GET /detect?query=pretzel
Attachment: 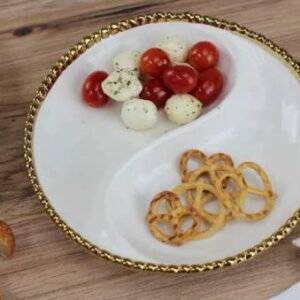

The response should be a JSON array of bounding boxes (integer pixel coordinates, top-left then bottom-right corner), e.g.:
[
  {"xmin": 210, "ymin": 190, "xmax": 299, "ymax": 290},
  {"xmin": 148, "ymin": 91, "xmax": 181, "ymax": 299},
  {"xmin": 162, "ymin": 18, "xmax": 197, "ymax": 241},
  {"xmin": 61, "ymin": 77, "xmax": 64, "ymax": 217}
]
[
  {"xmin": 179, "ymin": 149, "xmax": 208, "ymax": 179},
  {"xmin": 146, "ymin": 191, "xmax": 182, "ymax": 218},
  {"xmin": 191, "ymin": 183, "xmax": 227, "ymax": 239},
  {"xmin": 208, "ymin": 153, "xmax": 234, "ymax": 167},
  {"xmin": 180, "ymin": 150, "xmax": 234, "ymax": 183},
  {"xmin": 146, "ymin": 191, "xmax": 200, "ymax": 245},
  {"xmin": 184, "ymin": 164, "xmax": 236, "ymax": 210},
  {"xmin": 146, "ymin": 150, "xmax": 277, "ymax": 246},
  {"xmin": 172, "ymin": 182, "xmax": 199, "ymax": 206},
  {"xmin": 180, "ymin": 151, "xmax": 236, "ymax": 222},
  {"xmin": 232, "ymin": 162, "xmax": 277, "ymax": 221},
  {"xmin": 172, "ymin": 180, "xmax": 228, "ymax": 222},
  {"xmin": 194, "ymin": 183, "xmax": 234, "ymax": 223},
  {"xmin": 188, "ymin": 163, "xmax": 235, "ymax": 185},
  {"xmin": 216, "ymin": 171, "xmax": 247, "ymax": 212}
]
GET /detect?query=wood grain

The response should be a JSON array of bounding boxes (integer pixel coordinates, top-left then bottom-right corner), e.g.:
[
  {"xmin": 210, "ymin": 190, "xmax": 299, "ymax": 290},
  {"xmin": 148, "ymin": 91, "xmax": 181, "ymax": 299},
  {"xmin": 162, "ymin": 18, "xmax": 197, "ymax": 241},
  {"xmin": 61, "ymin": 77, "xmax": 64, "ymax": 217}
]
[{"xmin": 0, "ymin": 0, "xmax": 300, "ymax": 299}]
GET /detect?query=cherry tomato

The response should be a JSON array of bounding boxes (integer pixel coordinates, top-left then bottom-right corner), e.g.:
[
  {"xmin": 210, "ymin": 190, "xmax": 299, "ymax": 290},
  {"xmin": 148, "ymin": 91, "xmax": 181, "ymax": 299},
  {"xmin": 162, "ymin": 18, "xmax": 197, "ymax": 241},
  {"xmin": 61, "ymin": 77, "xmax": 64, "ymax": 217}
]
[
  {"xmin": 140, "ymin": 78, "xmax": 172, "ymax": 109},
  {"xmin": 187, "ymin": 41, "xmax": 219, "ymax": 71},
  {"xmin": 163, "ymin": 64, "xmax": 198, "ymax": 94},
  {"xmin": 139, "ymin": 48, "xmax": 171, "ymax": 78},
  {"xmin": 192, "ymin": 68, "xmax": 223, "ymax": 107},
  {"xmin": 82, "ymin": 71, "xmax": 109, "ymax": 107}
]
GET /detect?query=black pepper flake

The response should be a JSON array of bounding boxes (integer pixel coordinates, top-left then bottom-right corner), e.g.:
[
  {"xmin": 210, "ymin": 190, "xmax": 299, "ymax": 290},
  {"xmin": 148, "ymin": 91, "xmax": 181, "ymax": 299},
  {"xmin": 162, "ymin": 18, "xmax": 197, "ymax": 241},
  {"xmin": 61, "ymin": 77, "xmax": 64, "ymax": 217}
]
[{"xmin": 126, "ymin": 80, "xmax": 131, "ymax": 86}]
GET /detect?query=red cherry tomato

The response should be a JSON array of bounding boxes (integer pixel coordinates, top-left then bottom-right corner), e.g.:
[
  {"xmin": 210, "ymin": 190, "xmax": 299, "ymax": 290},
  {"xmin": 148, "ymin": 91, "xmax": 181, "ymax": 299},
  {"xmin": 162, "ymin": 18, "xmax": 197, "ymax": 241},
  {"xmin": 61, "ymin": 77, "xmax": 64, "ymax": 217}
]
[
  {"xmin": 163, "ymin": 64, "xmax": 198, "ymax": 94},
  {"xmin": 82, "ymin": 71, "xmax": 109, "ymax": 107},
  {"xmin": 187, "ymin": 41, "xmax": 219, "ymax": 71},
  {"xmin": 140, "ymin": 78, "xmax": 172, "ymax": 109},
  {"xmin": 192, "ymin": 68, "xmax": 223, "ymax": 107},
  {"xmin": 139, "ymin": 48, "xmax": 171, "ymax": 78}
]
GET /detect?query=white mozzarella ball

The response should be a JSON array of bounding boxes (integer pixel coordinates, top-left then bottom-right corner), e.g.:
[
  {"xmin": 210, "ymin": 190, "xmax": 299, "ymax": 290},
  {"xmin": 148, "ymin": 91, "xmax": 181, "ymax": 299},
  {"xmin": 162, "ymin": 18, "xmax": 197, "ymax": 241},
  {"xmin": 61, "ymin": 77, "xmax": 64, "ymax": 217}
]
[
  {"xmin": 156, "ymin": 35, "xmax": 188, "ymax": 63},
  {"xmin": 101, "ymin": 70, "xmax": 142, "ymax": 102},
  {"xmin": 121, "ymin": 98, "xmax": 158, "ymax": 130},
  {"xmin": 165, "ymin": 94, "xmax": 202, "ymax": 125},
  {"xmin": 113, "ymin": 50, "xmax": 140, "ymax": 74}
]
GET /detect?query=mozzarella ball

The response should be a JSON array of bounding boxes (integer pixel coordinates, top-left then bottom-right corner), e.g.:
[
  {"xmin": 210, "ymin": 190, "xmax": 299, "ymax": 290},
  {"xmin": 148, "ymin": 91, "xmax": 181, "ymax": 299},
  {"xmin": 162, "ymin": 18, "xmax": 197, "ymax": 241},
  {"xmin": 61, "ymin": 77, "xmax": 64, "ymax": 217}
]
[
  {"xmin": 165, "ymin": 94, "xmax": 202, "ymax": 125},
  {"xmin": 156, "ymin": 35, "xmax": 188, "ymax": 63},
  {"xmin": 113, "ymin": 50, "xmax": 140, "ymax": 74},
  {"xmin": 102, "ymin": 70, "xmax": 142, "ymax": 102},
  {"xmin": 121, "ymin": 98, "xmax": 158, "ymax": 130}
]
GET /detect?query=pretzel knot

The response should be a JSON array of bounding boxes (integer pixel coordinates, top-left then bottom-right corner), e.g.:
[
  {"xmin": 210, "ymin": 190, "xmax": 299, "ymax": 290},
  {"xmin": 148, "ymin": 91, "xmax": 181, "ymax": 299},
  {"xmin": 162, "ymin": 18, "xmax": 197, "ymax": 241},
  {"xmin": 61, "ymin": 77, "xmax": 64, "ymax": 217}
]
[
  {"xmin": 190, "ymin": 183, "xmax": 227, "ymax": 239},
  {"xmin": 146, "ymin": 191, "xmax": 200, "ymax": 245},
  {"xmin": 180, "ymin": 149, "xmax": 234, "ymax": 183},
  {"xmin": 146, "ymin": 150, "xmax": 277, "ymax": 246},
  {"xmin": 179, "ymin": 149, "xmax": 208, "ymax": 179},
  {"xmin": 183, "ymin": 163, "xmax": 236, "ymax": 221},
  {"xmin": 234, "ymin": 162, "xmax": 276, "ymax": 220}
]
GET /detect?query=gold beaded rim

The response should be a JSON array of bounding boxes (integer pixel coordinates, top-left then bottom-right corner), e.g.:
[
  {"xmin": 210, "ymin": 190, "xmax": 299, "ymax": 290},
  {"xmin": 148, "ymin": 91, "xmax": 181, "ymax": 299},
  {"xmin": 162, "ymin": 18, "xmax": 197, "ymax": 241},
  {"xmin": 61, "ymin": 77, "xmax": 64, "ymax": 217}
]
[{"xmin": 24, "ymin": 12, "xmax": 300, "ymax": 273}]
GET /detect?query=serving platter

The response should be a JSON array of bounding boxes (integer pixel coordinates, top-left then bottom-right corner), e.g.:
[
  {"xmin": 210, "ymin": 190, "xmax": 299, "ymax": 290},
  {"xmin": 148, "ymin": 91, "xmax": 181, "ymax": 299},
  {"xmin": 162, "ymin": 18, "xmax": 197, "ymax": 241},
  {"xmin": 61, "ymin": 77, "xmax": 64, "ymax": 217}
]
[{"xmin": 25, "ymin": 12, "xmax": 300, "ymax": 273}]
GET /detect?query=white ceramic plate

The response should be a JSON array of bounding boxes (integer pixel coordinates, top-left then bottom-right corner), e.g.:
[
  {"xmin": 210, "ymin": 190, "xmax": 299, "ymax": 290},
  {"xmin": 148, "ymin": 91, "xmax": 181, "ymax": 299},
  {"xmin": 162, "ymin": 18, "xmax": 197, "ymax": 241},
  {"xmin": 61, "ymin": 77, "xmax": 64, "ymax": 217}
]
[{"xmin": 26, "ymin": 14, "xmax": 300, "ymax": 272}]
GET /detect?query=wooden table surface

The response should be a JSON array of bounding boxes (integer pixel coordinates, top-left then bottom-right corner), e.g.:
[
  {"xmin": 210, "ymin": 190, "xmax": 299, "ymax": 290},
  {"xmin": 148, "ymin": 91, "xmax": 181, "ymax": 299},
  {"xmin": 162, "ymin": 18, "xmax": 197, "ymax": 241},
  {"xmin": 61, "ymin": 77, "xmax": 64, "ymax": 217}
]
[{"xmin": 1, "ymin": 0, "xmax": 300, "ymax": 299}]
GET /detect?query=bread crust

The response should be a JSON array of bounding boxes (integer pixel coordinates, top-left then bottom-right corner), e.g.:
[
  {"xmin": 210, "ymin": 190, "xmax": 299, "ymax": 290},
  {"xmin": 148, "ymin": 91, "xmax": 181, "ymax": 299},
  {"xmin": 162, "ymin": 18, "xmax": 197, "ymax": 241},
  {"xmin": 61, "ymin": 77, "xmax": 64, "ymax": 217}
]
[{"xmin": 0, "ymin": 221, "xmax": 15, "ymax": 258}]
